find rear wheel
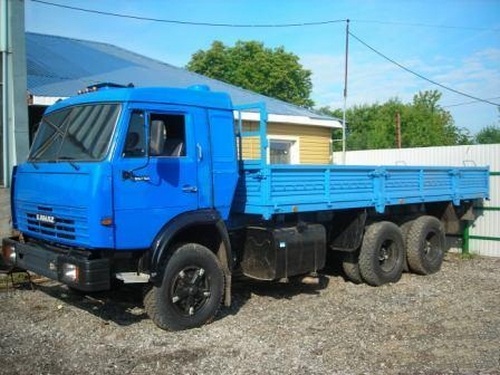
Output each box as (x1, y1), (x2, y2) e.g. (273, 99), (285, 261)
(406, 216), (446, 275)
(359, 221), (405, 286)
(342, 251), (363, 284)
(144, 243), (224, 331)
(400, 220), (415, 273)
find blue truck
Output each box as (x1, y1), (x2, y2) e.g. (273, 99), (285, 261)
(2, 84), (489, 330)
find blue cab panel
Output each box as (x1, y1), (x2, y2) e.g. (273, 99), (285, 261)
(13, 162), (114, 248)
(14, 86), (239, 250)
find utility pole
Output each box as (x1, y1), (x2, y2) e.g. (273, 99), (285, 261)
(395, 111), (401, 148)
(341, 19), (349, 164)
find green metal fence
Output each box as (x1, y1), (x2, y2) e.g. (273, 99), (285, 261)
(462, 171), (499, 254)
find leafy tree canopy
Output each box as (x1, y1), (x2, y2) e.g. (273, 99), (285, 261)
(319, 90), (471, 151)
(475, 109), (500, 144)
(186, 40), (314, 108)
(475, 125), (500, 144)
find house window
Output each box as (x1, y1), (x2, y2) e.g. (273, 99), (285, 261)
(268, 137), (299, 164)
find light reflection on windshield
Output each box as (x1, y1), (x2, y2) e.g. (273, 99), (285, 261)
(29, 104), (121, 162)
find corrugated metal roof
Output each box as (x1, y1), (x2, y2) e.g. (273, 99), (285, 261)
(26, 32), (338, 125)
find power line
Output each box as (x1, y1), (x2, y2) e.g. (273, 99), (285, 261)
(31, 0), (497, 32)
(29, 0), (500, 108)
(348, 31), (500, 107)
(443, 97), (500, 108)
(30, 0), (346, 28)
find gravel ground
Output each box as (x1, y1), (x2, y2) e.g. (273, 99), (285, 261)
(1, 253), (499, 375)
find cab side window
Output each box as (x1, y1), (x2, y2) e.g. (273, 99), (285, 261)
(149, 114), (186, 157)
(122, 110), (146, 157)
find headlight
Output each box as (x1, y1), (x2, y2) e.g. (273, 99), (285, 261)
(61, 263), (79, 282)
(2, 243), (16, 265)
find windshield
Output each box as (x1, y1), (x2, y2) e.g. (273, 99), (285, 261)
(29, 104), (121, 161)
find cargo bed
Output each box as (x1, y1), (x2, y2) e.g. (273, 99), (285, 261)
(232, 105), (489, 219)
(233, 160), (489, 219)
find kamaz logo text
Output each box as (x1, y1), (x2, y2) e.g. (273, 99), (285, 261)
(36, 214), (55, 224)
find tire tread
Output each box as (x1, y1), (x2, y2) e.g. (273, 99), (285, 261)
(406, 216), (445, 275)
(342, 251), (363, 284)
(359, 221), (404, 286)
(144, 243), (224, 331)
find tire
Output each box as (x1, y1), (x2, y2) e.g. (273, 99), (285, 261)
(400, 220), (415, 273)
(341, 251), (363, 284)
(359, 221), (405, 286)
(144, 243), (224, 331)
(406, 216), (446, 275)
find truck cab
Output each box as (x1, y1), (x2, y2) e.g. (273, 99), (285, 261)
(4, 86), (240, 328)
(19, 85), (238, 250)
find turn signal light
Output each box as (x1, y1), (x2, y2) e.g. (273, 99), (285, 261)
(100, 217), (113, 227)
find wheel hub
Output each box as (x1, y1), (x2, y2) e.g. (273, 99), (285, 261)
(170, 266), (210, 316)
(379, 247), (389, 262)
(378, 240), (397, 272)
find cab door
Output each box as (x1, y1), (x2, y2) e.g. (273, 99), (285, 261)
(113, 106), (202, 249)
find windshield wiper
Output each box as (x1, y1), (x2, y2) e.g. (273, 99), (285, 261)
(58, 156), (80, 171)
(29, 160), (40, 169)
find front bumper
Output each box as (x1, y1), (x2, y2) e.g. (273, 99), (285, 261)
(2, 236), (110, 292)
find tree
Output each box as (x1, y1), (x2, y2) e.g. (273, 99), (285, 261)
(475, 125), (500, 144)
(403, 90), (470, 147)
(474, 107), (500, 144)
(319, 90), (471, 151)
(186, 40), (314, 108)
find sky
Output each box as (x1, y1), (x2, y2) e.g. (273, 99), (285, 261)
(24, 0), (500, 136)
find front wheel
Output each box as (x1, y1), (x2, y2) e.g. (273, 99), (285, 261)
(144, 243), (224, 331)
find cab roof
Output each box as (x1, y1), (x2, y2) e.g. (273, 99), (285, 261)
(46, 85), (233, 114)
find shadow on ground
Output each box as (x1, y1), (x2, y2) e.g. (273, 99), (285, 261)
(2, 251), (347, 328)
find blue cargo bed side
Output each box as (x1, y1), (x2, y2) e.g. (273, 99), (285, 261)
(232, 161), (490, 219)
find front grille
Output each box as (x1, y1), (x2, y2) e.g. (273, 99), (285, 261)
(26, 213), (77, 240)
(17, 202), (89, 244)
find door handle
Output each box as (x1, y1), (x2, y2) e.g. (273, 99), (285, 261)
(122, 170), (150, 182)
(197, 143), (203, 161)
(182, 185), (198, 193)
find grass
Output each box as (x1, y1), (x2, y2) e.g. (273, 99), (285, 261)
(459, 251), (477, 260)
(0, 270), (31, 290)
